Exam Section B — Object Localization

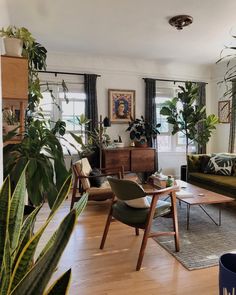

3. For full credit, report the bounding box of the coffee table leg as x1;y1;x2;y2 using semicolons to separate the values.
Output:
187;204;190;230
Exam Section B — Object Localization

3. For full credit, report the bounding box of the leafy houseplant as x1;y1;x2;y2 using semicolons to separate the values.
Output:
0;167;88;295
126;116;161;147
160;82;219;158
3;119;69;207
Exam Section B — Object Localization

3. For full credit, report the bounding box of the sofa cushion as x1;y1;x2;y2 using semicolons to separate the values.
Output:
204;155;233;176
189;172;236;190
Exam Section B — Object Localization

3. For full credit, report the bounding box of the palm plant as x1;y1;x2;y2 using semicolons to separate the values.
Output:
0;167;88;295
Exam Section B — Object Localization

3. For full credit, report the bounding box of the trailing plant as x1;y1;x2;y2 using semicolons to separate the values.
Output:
160;82;219;157
3;119;69;207
126;116;161;146
0;167;88;295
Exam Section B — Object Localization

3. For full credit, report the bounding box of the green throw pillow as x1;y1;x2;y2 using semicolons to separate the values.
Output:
204;155;233;176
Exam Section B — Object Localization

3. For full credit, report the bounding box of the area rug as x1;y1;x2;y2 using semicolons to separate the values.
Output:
152;202;236;270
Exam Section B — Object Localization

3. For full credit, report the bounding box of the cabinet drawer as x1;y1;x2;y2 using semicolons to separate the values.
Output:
103;149;130;171
131;149;156;172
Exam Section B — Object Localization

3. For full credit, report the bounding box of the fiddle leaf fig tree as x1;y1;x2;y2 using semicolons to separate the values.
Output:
160;82;218;157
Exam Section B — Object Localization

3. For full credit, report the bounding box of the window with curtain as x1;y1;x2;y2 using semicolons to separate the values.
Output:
155;82;196;153
38;74;86;154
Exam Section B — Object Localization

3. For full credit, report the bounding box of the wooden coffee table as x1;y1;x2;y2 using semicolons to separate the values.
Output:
175;180;234;230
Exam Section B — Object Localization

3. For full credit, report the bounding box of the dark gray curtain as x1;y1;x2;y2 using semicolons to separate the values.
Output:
144;78;156;126
229;81;236;152
144;78;158;172
196;82;206;154
84;74;98;131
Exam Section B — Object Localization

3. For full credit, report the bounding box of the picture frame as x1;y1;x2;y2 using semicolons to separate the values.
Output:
218;100;231;123
108;89;135;123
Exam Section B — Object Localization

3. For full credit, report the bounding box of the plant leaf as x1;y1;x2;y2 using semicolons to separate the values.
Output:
44;269;71;295
0;176;11;276
11;210;77;295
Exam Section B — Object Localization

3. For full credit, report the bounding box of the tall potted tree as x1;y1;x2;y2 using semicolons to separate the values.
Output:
160;82;218;179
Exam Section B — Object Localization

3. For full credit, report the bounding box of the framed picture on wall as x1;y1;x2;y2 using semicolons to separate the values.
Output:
218;100;231;123
108;89;135;123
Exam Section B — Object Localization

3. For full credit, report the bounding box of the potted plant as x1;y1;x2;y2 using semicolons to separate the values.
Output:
160;82;218;179
0;167;88;295
126;116;161;147
3;119;69;208
0;26;34;57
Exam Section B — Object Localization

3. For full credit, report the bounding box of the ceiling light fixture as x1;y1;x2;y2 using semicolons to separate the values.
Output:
169;15;193;30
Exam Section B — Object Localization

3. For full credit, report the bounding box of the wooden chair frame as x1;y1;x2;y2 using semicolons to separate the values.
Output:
100;185;179;271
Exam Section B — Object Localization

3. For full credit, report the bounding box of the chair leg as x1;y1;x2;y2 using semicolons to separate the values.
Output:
135;228;139;236
136;226;151;271
100;201;114;249
171;192;180;252
70;176;78;210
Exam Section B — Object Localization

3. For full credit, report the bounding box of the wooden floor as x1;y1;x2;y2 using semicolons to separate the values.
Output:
36;200;218;295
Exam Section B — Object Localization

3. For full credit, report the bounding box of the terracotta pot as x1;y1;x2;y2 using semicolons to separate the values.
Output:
134;141;148;148
3;37;23;57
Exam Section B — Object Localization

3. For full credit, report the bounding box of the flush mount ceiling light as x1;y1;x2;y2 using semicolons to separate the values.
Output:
169;15;193;30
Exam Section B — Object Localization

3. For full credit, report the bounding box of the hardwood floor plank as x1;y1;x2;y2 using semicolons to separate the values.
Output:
36;200;218;294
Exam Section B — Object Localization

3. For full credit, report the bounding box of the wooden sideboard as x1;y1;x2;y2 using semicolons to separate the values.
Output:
102;147;156;172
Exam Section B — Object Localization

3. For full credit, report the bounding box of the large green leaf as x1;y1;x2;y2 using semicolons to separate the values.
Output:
0;234;11;295
48;175;72;219
0;176;11;276
9;170;26;253
36;193;87;263
44;269;71;295
11;210;77;295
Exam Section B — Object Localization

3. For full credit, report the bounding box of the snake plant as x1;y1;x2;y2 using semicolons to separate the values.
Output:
0;167;87;295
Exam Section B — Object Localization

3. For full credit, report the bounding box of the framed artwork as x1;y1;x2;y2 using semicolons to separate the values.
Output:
108;89;135;123
218;100;231;123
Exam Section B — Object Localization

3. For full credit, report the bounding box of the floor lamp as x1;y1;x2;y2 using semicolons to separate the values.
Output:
98;115;111;169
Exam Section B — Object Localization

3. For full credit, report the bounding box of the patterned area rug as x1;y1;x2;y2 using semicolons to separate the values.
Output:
152;201;236;270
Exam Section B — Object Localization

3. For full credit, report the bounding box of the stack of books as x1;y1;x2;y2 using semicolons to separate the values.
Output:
149;175;168;188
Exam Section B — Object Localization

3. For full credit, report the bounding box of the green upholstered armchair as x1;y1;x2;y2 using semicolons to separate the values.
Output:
100;177;180;271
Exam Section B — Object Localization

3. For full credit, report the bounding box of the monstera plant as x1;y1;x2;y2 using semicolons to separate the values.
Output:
0;167;88;295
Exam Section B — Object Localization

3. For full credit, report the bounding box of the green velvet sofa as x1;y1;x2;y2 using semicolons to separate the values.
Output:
187;153;236;198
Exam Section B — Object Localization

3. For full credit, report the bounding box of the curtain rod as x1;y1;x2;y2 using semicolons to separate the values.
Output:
38;70;101;77
143;78;208;85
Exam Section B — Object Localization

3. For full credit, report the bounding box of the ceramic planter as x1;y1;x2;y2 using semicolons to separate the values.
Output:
3;37;23;57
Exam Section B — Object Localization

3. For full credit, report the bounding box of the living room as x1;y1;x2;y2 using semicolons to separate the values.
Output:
1;1;236;294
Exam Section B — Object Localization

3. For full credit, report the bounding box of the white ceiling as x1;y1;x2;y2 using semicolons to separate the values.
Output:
3;0;236;64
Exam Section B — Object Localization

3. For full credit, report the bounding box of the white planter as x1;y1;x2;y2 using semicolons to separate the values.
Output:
3;37;23;57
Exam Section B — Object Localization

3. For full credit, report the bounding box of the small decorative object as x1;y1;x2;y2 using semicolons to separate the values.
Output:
2;107;19;134
126;116;161;147
218;100;231;123
108;89;135;123
166;175;174;187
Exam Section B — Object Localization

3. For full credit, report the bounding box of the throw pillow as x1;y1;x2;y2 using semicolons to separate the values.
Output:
124;196;151;208
200;155;211;173
204;156;233;176
89;168;105;187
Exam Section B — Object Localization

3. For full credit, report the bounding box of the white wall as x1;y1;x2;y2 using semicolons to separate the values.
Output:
46;51;212;178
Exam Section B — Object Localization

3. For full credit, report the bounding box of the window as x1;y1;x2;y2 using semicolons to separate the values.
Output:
38;74;86;154
156;83;196;153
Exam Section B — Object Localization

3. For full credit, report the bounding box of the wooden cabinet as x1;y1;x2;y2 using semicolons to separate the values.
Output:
1;56;28;144
103;147;156;173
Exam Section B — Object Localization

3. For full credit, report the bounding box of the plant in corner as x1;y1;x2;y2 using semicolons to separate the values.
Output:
160;81;218;159
0;166;88;295
3;119;69;208
126;116;161;147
